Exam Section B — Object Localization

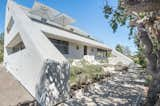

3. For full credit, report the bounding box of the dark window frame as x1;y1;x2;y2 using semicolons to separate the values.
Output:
41;18;47;23
12;42;25;54
49;38;69;54
97;48;107;57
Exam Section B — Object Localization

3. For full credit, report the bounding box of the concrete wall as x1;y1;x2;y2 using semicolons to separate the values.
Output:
64;42;84;59
4;1;69;105
44;31;108;60
45;34;107;60
87;46;97;57
108;50;134;66
64;42;106;60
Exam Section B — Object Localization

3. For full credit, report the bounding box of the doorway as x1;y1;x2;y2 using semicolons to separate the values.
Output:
84;46;87;55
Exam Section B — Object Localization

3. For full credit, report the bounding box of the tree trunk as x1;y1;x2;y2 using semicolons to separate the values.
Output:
147;78;160;106
137;23;160;106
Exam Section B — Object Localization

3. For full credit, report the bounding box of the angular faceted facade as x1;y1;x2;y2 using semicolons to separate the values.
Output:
4;1;69;105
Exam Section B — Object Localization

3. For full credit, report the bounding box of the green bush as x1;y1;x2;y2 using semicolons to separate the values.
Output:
0;32;4;63
70;64;104;85
99;59;108;63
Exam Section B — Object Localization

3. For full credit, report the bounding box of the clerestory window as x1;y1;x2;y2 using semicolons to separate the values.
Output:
49;38;69;54
7;17;14;34
6;33;25;55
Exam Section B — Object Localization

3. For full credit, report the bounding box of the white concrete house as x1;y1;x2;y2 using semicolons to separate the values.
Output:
4;0;133;105
13;2;111;61
4;1;111;105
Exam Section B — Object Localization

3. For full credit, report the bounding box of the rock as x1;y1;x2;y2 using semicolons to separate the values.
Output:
63;64;146;106
114;65;128;71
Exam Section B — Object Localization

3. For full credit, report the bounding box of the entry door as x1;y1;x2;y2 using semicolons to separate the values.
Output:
84;46;87;55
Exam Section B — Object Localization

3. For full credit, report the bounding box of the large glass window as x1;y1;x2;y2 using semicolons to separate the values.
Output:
49;38;69;54
7;17;14;33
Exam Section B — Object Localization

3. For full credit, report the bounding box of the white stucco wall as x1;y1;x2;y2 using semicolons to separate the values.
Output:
108;50;134;66
87;46;97;56
4;1;69;104
61;41;106;60
63;42;108;60
64;42;84;59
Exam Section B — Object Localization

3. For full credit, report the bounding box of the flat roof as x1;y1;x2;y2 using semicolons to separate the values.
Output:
19;1;111;50
29;2;75;26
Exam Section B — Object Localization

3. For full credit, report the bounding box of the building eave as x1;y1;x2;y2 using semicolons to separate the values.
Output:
31;20;111;50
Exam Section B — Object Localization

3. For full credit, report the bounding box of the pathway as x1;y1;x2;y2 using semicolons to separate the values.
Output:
59;64;148;106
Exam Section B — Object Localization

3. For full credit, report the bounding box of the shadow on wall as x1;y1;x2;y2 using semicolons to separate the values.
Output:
35;59;70;106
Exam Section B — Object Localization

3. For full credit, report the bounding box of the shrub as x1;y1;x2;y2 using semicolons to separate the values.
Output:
68;59;73;64
0;32;4;63
99;59;108;63
69;64;104;85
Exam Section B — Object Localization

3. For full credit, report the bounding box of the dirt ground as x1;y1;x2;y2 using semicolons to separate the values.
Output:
0;65;34;106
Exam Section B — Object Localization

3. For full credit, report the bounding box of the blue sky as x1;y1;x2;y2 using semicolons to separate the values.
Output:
0;0;137;52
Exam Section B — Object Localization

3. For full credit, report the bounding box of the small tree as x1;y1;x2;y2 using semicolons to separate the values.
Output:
104;0;160;105
133;36;147;68
0;32;4;62
133;49;147;68
115;44;131;57
123;46;131;57
115;44;124;53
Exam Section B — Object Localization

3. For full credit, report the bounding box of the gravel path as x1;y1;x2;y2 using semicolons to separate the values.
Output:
59;65;148;106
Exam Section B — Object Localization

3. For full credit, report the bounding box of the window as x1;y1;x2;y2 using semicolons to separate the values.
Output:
97;48;107;57
84;46;87;55
76;45;79;50
7;17;14;33
41;18;47;23
12;42;25;53
6;33;25;55
49;38;69;54
70;28;74;32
